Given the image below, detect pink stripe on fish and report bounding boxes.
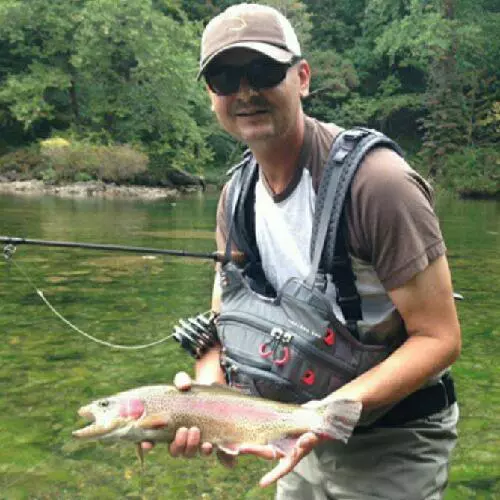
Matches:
[183,399,282,421]
[119,399,144,420]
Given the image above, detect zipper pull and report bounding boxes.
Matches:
[273,330,292,366]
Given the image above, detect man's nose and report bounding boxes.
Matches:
[237,77,258,97]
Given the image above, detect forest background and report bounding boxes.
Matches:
[0,0,498,197]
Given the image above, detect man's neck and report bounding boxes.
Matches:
[250,115,306,195]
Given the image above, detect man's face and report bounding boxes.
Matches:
[205,48,310,145]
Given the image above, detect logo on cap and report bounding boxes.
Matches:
[228,16,247,32]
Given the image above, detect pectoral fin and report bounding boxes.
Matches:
[136,414,169,430]
[217,442,241,456]
[216,448,237,468]
[136,443,145,470]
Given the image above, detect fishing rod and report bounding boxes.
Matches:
[1,235,243,351]
[0,236,245,264]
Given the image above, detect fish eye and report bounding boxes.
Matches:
[98,400,110,408]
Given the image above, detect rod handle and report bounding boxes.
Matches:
[212,251,246,264]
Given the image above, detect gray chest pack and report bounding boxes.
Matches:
[217,128,404,404]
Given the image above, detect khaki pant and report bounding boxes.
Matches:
[276,403,459,500]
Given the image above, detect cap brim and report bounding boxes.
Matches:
[197,42,297,79]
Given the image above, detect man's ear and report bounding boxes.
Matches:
[207,84,216,111]
[297,60,311,98]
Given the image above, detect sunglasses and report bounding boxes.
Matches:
[204,56,301,96]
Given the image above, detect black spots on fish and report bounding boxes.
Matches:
[98,400,110,408]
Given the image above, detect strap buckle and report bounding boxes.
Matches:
[438,378,449,407]
[343,129,369,142]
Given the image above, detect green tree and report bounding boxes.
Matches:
[72,0,212,172]
[0,0,215,173]
[0,0,78,131]
[361,0,499,173]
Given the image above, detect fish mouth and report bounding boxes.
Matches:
[77,406,95,421]
[72,405,120,439]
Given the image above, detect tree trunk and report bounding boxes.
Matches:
[422,0,467,177]
[69,77,80,128]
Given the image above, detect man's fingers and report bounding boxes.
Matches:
[297,432,319,449]
[169,427,188,457]
[200,442,214,456]
[169,426,204,458]
[184,427,201,458]
[259,450,302,488]
[140,371,194,455]
[141,441,154,452]
[258,434,318,488]
[238,444,283,460]
[174,371,192,391]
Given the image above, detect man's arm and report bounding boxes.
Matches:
[195,273,226,385]
[253,254,461,487]
[329,254,461,408]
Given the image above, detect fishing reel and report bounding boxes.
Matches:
[172,311,219,359]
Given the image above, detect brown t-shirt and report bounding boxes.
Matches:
[216,115,445,292]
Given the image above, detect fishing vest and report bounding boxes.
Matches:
[216,128,405,404]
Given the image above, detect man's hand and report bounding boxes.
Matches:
[239,432,321,487]
[140,371,214,459]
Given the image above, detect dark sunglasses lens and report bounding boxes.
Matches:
[205,58,293,95]
[247,60,288,90]
[205,66,241,96]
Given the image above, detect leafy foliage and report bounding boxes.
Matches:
[0,0,212,173]
[0,146,42,179]
[0,64,71,130]
[0,139,149,184]
[0,0,498,193]
[40,139,149,184]
[437,146,500,197]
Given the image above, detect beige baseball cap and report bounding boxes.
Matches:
[198,3,301,78]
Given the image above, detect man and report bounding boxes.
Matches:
[146,4,461,499]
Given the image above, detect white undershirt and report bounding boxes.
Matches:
[254,169,316,290]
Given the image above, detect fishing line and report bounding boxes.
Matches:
[2,245,178,350]
[37,289,175,350]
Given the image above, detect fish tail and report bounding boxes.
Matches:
[313,399,362,443]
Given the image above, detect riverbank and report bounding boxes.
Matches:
[1,174,497,202]
[0,180,207,200]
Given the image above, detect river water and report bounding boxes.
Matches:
[0,191,498,499]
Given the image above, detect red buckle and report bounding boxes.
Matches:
[324,328,336,346]
[259,343,273,358]
[273,347,290,366]
[301,369,316,385]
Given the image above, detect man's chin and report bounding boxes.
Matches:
[235,125,276,144]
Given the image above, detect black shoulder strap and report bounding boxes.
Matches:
[224,152,259,263]
[224,128,404,316]
[224,153,277,296]
[308,128,404,326]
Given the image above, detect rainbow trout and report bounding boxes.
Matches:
[73,384,361,461]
